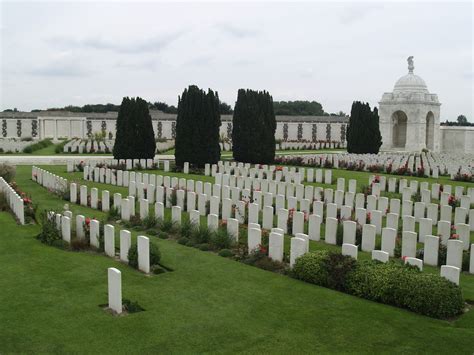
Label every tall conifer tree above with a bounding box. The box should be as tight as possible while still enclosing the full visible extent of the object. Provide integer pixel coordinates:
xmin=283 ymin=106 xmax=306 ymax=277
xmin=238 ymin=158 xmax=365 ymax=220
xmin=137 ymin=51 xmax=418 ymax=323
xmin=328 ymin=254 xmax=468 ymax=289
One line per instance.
xmin=175 ymin=85 xmax=221 ymax=167
xmin=113 ymin=97 xmax=156 ymax=159
xmin=346 ymin=101 xmax=382 ymax=154
xmin=232 ymin=89 xmax=276 ymax=163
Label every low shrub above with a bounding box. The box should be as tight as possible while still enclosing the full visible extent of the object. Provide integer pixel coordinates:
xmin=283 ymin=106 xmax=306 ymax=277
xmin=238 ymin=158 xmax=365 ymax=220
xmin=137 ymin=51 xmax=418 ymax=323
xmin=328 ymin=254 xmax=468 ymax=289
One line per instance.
xmin=324 ymin=252 xmax=357 ymax=291
xmin=54 ymin=140 xmax=69 ymax=153
xmin=106 ymin=206 xmax=120 ymax=221
xmin=346 ymin=261 xmax=464 ymax=319
xmin=142 ymin=214 xmax=159 ymax=229
xmin=211 ymin=228 xmax=234 ymax=250
xmin=36 ymin=211 xmax=62 ymax=246
xmin=158 ymin=231 xmax=169 ymax=239
xmin=147 ymin=229 xmax=158 ymax=236
xmin=0 ymin=191 xmax=8 ymax=211
xmin=70 ymin=238 xmax=90 ymax=251
xmin=128 ymin=243 xmax=161 ymax=270
xmin=0 ymin=163 xmax=16 ymax=182
xmin=190 ymin=224 xmax=212 ymax=245
xmin=177 ymin=237 xmax=189 ymax=245
xmin=151 ymin=265 xmax=166 ymax=274
xmin=291 ymin=250 xmax=330 ymax=287
xmin=293 ymin=252 xmax=464 ymax=319
xmin=198 ymin=243 xmax=210 ymax=251
xmin=179 ymin=219 xmax=194 ymax=239
xmin=123 ymin=299 xmax=145 ymax=313
xmin=253 ymin=256 xmax=287 ymax=273
xmin=159 ymin=219 xmax=178 ymax=234
xmin=218 ymin=249 xmax=233 ymax=257
xmin=22 ymin=138 xmax=53 ymax=153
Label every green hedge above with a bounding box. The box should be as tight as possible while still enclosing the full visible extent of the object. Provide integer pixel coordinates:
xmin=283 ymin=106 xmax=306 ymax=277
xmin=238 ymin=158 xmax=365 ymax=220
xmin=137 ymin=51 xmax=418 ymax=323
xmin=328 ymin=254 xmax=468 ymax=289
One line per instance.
xmin=292 ymin=251 xmax=464 ymax=319
xmin=23 ymin=139 xmax=53 ymax=153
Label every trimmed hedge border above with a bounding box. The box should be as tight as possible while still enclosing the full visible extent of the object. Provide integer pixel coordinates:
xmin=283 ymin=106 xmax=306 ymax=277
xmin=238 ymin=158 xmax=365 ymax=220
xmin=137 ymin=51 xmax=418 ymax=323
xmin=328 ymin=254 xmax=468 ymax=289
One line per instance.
xmin=292 ymin=251 xmax=464 ymax=319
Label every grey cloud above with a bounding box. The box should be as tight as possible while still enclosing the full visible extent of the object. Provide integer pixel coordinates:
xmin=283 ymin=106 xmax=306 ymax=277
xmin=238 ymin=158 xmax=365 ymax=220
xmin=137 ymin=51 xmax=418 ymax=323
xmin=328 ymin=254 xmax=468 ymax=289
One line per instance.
xmin=29 ymin=62 xmax=92 ymax=77
xmin=339 ymin=4 xmax=384 ymax=25
xmin=214 ymin=23 xmax=259 ymax=39
xmin=50 ymin=30 xmax=187 ymax=54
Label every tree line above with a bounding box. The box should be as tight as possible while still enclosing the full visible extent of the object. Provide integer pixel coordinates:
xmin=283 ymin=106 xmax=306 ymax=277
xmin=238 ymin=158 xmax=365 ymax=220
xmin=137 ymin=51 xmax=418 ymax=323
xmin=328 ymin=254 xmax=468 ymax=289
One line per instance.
xmin=112 ymin=87 xmax=381 ymax=163
xmin=5 ymin=99 xmax=350 ymax=117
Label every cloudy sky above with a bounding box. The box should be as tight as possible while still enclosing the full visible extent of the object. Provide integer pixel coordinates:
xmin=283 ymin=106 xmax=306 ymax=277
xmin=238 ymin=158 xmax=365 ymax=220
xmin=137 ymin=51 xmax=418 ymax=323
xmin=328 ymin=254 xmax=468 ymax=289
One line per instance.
xmin=1 ymin=1 xmax=472 ymax=120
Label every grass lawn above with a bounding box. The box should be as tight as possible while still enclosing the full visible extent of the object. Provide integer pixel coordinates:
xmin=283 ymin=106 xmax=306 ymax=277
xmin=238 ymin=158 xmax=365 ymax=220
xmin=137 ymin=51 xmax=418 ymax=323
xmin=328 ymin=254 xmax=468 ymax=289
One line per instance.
xmin=1 ymin=165 xmax=474 ymax=352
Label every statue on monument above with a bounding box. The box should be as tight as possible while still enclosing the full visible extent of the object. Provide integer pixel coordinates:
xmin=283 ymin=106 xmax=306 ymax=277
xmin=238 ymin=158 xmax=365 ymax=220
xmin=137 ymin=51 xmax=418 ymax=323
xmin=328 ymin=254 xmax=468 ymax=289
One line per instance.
xmin=407 ymin=56 xmax=414 ymax=73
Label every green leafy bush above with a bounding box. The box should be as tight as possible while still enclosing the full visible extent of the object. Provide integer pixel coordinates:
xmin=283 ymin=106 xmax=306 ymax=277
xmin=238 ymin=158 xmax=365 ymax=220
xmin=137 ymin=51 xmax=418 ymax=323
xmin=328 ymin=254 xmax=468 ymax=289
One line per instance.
xmin=158 ymin=232 xmax=169 ymax=239
xmin=292 ymin=251 xmax=330 ymax=287
xmin=324 ymin=252 xmax=357 ymax=291
xmin=346 ymin=261 xmax=464 ymax=319
xmin=106 ymin=206 xmax=120 ymax=221
xmin=190 ymin=224 xmax=212 ymax=245
xmin=0 ymin=191 xmax=8 ymax=211
xmin=198 ymin=243 xmax=210 ymax=251
xmin=179 ymin=219 xmax=195 ymax=239
xmin=0 ymin=164 xmax=16 ymax=183
xmin=177 ymin=237 xmax=189 ymax=245
xmin=292 ymin=253 xmax=464 ymax=319
xmin=22 ymin=138 xmax=53 ymax=153
xmin=54 ymin=140 xmax=69 ymax=153
xmin=211 ymin=228 xmax=234 ymax=250
xmin=128 ymin=243 xmax=161 ymax=270
xmin=36 ymin=211 xmax=62 ymax=246
xmin=123 ymin=298 xmax=144 ymax=313
xmin=142 ymin=214 xmax=158 ymax=229
xmin=218 ymin=249 xmax=233 ymax=257
xmin=158 ymin=218 xmax=178 ymax=234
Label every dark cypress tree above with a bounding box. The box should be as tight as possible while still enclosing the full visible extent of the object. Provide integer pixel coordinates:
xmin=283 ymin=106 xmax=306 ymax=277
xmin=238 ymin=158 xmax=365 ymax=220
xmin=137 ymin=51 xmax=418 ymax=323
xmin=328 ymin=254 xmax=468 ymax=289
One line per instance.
xmin=346 ymin=101 xmax=382 ymax=154
xmin=175 ymin=85 xmax=221 ymax=167
xmin=113 ymin=97 xmax=156 ymax=159
xmin=232 ymin=89 xmax=276 ymax=163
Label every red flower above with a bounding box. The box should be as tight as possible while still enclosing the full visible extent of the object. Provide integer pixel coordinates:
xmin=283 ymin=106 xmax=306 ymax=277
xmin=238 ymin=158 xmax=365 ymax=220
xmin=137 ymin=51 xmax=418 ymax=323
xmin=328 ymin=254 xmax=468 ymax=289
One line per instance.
xmin=85 ymin=218 xmax=91 ymax=226
xmin=401 ymin=256 xmax=407 ymax=261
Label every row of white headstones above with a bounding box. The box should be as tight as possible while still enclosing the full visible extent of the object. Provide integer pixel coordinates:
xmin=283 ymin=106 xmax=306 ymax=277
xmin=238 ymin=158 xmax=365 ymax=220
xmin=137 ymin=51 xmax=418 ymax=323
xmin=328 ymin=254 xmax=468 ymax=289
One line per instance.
xmin=34 ymin=165 xmax=474 ymax=286
xmin=0 ymin=177 xmax=24 ymax=224
xmin=293 ymin=151 xmax=473 ymax=179
xmin=47 ymin=209 xmax=152 ymax=315
xmin=63 ymin=138 xmax=113 ymax=153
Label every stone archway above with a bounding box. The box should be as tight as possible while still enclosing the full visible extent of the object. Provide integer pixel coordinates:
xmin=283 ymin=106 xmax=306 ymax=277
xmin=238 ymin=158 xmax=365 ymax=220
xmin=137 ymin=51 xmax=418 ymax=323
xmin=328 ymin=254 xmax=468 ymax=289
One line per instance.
xmin=391 ymin=111 xmax=408 ymax=149
xmin=425 ymin=111 xmax=434 ymax=150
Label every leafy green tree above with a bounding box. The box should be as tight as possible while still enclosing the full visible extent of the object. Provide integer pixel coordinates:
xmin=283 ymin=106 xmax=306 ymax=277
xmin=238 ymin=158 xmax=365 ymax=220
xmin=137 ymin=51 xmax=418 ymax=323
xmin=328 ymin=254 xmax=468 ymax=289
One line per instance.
xmin=175 ymin=85 xmax=221 ymax=167
xmin=346 ymin=101 xmax=382 ymax=154
xmin=457 ymin=115 xmax=468 ymax=125
xmin=232 ymin=89 xmax=276 ymax=163
xmin=219 ymin=102 xmax=233 ymax=114
xmin=150 ymin=101 xmax=178 ymax=114
xmin=273 ymin=100 xmax=326 ymax=116
xmin=113 ymin=97 xmax=156 ymax=159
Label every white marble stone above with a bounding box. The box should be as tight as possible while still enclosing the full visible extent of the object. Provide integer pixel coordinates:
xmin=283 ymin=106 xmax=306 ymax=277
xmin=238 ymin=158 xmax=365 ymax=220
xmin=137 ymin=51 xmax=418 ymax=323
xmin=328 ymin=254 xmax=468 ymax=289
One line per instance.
xmin=108 ymin=267 xmax=122 ymax=314
xmin=120 ymin=230 xmax=131 ymax=262
xmin=424 ymin=235 xmax=439 ymax=266
xmin=342 ymin=243 xmax=358 ymax=259
xmin=137 ymin=236 xmax=150 ymax=273
xmin=440 ymin=265 xmax=460 ymax=285
xmin=372 ymin=250 xmax=389 ymax=263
